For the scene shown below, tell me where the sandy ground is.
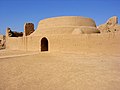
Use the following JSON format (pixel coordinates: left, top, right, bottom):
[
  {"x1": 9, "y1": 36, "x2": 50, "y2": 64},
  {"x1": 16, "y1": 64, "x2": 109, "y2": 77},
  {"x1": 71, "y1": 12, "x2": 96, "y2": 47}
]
[{"x1": 0, "y1": 50, "x2": 120, "y2": 90}]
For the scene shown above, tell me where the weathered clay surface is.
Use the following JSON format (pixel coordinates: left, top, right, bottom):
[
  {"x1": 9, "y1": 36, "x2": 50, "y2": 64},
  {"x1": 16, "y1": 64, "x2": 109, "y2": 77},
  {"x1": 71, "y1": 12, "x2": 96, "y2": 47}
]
[
  {"x1": 98, "y1": 16, "x2": 120, "y2": 33},
  {"x1": 6, "y1": 27, "x2": 23, "y2": 37},
  {"x1": 24, "y1": 23, "x2": 34, "y2": 36}
]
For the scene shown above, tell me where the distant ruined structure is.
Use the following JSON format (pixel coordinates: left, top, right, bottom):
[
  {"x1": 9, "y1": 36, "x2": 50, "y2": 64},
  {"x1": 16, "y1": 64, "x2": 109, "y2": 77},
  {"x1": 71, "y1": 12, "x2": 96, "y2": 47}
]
[
  {"x1": 6, "y1": 27, "x2": 23, "y2": 37},
  {"x1": 0, "y1": 34, "x2": 5, "y2": 49},
  {"x1": 6, "y1": 16, "x2": 120, "y2": 53},
  {"x1": 98, "y1": 16, "x2": 120, "y2": 33}
]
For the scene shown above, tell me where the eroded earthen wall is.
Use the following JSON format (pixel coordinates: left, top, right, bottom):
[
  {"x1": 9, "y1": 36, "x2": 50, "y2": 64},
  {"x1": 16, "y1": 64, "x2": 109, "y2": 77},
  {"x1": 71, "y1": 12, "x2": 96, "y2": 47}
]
[
  {"x1": 6, "y1": 28, "x2": 23, "y2": 37},
  {"x1": 24, "y1": 23, "x2": 34, "y2": 36}
]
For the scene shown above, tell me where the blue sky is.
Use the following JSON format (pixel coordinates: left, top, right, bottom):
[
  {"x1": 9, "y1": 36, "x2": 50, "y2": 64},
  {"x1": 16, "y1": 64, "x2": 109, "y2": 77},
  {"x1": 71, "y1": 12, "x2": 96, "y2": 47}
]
[{"x1": 0, "y1": 0, "x2": 120, "y2": 34}]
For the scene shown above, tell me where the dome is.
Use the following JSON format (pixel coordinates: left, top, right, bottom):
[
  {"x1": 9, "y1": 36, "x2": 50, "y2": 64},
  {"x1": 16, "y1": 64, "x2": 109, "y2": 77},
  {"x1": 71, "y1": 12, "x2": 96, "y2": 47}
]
[
  {"x1": 37, "y1": 16, "x2": 96, "y2": 30},
  {"x1": 31, "y1": 16, "x2": 100, "y2": 36}
]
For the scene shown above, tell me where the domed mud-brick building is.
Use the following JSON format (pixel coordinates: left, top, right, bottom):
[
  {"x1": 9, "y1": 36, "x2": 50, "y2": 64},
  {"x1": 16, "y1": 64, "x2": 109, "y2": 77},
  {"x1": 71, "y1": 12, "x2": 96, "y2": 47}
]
[{"x1": 6, "y1": 16, "x2": 120, "y2": 53}]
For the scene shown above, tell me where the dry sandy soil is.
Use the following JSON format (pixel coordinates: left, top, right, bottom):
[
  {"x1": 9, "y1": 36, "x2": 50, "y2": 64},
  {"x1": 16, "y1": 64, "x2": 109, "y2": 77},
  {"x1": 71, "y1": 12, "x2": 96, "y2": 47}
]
[{"x1": 0, "y1": 50, "x2": 120, "y2": 90}]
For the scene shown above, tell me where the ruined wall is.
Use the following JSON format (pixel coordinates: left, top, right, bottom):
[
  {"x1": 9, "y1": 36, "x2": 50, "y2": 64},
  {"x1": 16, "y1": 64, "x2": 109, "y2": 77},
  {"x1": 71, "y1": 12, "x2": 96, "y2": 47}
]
[
  {"x1": 24, "y1": 23, "x2": 34, "y2": 36},
  {"x1": 0, "y1": 35, "x2": 6, "y2": 49},
  {"x1": 6, "y1": 28, "x2": 10, "y2": 37},
  {"x1": 98, "y1": 16, "x2": 120, "y2": 33},
  {"x1": 6, "y1": 27, "x2": 23, "y2": 37},
  {"x1": 0, "y1": 35, "x2": 3, "y2": 44},
  {"x1": 0, "y1": 35, "x2": 4, "y2": 48}
]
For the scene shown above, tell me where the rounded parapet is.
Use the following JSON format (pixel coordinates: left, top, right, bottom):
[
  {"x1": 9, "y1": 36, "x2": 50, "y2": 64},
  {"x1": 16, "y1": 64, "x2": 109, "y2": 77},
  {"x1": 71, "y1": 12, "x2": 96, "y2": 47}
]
[
  {"x1": 31, "y1": 16, "x2": 99, "y2": 36},
  {"x1": 37, "y1": 16, "x2": 96, "y2": 30}
]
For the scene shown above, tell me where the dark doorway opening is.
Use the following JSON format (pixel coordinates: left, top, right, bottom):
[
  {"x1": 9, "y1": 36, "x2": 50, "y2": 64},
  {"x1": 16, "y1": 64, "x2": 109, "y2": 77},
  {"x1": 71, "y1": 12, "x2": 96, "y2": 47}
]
[{"x1": 41, "y1": 37, "x2": 48, "y2": 51}]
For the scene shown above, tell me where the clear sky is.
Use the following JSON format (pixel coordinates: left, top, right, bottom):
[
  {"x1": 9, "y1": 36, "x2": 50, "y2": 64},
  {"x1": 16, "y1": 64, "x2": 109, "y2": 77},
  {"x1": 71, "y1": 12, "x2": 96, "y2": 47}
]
[{"x1": 0, "y1": 0, "x2": 120, "y2": 34}]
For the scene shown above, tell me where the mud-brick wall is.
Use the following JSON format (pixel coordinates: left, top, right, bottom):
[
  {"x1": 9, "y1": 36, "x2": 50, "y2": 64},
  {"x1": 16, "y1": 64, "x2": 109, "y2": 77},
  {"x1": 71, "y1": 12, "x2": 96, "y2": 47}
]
[
  {"x1": 6, "y1": 37, "x2": 25, "y2": 50},
  {"x1": 6, "y1": 32, "x2": 120, "y2": 54},
  {"x1": 48, "y1": 33, "x2": 120, "y2": 54},
  {"x1": 26, "y1": 36, "x2": 41, "y2": 51}
]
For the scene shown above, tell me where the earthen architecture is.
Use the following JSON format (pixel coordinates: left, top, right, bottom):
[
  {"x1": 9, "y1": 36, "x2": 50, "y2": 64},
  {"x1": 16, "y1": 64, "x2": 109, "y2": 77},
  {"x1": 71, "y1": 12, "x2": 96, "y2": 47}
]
[
  {"x1": 6, "y1": 16, "x2": 120, "y2": 53},
  {"x1": 0, "y1": 34, "x2": 3, "y2": 45},
  {"x1": 0, "y1": 34, "x2": 5, "y2": 49},
  {"x1": 98, "y1": 16, "x2": 120, "y2": 33}
]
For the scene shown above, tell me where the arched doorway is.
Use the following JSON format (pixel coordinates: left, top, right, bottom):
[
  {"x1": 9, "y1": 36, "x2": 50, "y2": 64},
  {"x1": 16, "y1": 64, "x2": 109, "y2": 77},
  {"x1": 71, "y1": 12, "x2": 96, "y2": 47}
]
[{"x1": 41, "y1": 37, "x2": 48, "y2": 51}]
